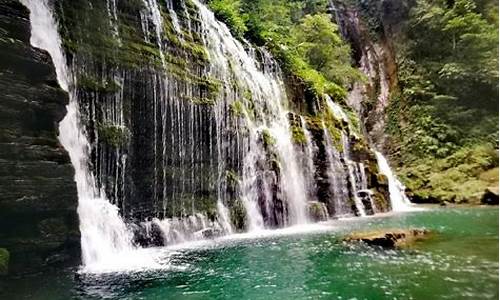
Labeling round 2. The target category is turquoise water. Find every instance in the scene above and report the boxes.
[2,207,498,299]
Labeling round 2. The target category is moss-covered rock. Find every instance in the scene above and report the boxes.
[307,201,328,222]
[344,229,432,249]
[78,75,121,93]
[97,123,131,148]
[230,199,246,231]
[0,248,9,276]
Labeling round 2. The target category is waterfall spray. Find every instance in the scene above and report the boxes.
[194,0,309,228]
[19,0,412,272]
[20,0,146,270]
[375,151,418,212]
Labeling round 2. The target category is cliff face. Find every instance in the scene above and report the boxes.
[333,0,409,151]
[336,0,498,204]
[0,0,79,275]
[1,0,392,270]
[49,0,391,233]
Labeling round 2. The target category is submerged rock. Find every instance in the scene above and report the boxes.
[344,229,431,249]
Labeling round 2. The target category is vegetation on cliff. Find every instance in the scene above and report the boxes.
[0,248,9,276]
[388,0,499,203]
[342,0,498,203]
[207,0,500,204]
[207,0,363,100]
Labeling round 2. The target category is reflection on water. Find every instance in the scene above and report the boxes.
[1,207,498,300]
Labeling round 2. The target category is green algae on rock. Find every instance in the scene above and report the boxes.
[344,228,432,249]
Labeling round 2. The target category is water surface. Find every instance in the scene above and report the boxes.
[2,207,498,299]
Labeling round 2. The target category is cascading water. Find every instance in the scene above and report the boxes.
[194,0,309,228]
[375,151,417,212]
[300,117,319,202]
[19,0,409,273]
[323,95,371,216]
[20,0,152,271]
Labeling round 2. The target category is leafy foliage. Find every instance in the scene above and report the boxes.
[207,0,362,99]
[293,14,365,86]
[208,0,248,38]
[388,0,499,202]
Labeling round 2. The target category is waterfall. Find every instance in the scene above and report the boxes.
[21,0,140,269]
[323,124,350,216]
[151,214,220,244]
[325,95,349,123]
[375,151,416,211]
[300,117,318,202]
[19,0,410,272]
[342,133,366,216]
[194,0,309,228]
[323,95,372,216]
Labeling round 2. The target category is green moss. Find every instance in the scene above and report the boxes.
[261,129,276,147]
[226,170,240,188]
[56,0,167,69]
[290,124,307,145]
[230,199,246,231]
[185,0,199,17]
[345,110,362,137]
[166,61,221,102]
[230,100,244,116]
[200,76,222,96]
[327,126,343,152]
[97,123,131,148]
[0,248,9,276]
[312,109,344,152]
[78,75,121,93]
[241,90,256,119]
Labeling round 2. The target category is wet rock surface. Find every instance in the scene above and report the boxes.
[307,201,329,222]
[481,187,499,205]
[0,0,79,275]
[344,228,431,249]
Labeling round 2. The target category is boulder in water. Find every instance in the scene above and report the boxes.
[357,190,375,215]
[195,228,222,239]
[344,229,431,249]
[307,201,329,222]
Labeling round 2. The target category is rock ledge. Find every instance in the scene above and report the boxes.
[344,228,431,248]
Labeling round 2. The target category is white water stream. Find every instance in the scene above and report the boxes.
[375,151,419,212]
[20,0,155,272]
[21,0,419,273]
[194,0,309,228]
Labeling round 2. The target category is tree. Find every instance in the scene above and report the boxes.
[292,14,362,85]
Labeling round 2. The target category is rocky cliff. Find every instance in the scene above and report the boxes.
[334,0,498,204]
[0,0,79,275]
[1,0,395,273]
